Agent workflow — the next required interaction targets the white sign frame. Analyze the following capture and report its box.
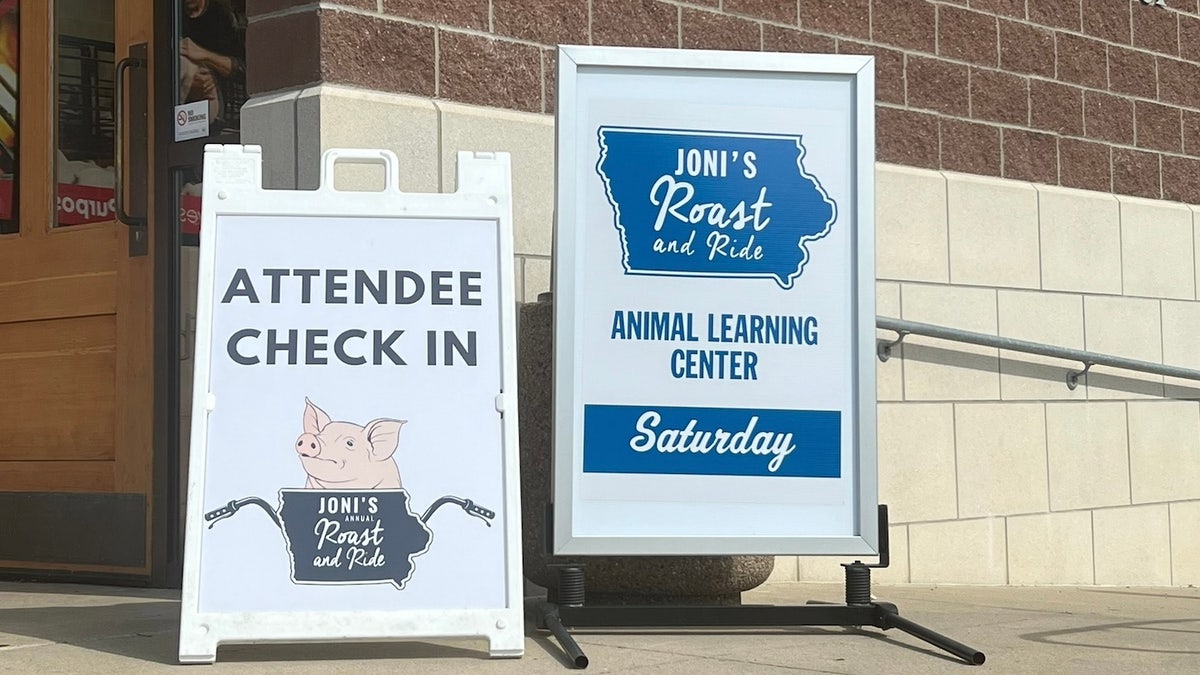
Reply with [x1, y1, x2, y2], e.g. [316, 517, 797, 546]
[178, 145, 524, 663]
[551, 46, 878, 557]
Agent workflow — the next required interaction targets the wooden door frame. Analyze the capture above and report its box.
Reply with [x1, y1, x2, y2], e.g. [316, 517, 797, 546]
[52, 0, 177, 588]
[76, 0, 189, 589]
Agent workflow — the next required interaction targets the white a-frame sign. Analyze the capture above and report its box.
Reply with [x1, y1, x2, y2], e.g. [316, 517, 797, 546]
[178, 146, 524, 663]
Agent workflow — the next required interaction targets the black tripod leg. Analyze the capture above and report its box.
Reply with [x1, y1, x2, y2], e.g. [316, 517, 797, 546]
[541, 603, 589, 669]
[879, 610, 985, 665]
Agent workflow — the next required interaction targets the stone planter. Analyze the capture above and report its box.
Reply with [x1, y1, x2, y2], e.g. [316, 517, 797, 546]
[517, 298, 774, 605]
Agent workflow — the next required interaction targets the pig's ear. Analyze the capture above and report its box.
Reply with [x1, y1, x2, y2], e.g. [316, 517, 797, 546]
[303, 398, 332, 434]
[364, 418, 405, 461]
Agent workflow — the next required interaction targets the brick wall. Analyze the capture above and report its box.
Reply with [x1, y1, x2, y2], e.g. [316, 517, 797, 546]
[246, 0, 1200, 204]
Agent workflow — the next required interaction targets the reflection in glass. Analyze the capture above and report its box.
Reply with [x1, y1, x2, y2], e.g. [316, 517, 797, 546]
[179, 0, 246, 136]
[55, 0, 116, 227]
[179, 165, 202, 242]
[0, 1, 17, 234]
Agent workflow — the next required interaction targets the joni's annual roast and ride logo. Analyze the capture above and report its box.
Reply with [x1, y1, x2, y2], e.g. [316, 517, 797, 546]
[204, 399, 494, 590]
[596, 127, 837, 289]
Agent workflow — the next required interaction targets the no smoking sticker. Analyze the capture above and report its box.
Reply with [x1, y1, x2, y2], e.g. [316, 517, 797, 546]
[175, 100, 210, 142]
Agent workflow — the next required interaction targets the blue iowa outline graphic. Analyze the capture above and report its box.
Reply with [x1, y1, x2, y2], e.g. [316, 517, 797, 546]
[595, 126, 838, 290]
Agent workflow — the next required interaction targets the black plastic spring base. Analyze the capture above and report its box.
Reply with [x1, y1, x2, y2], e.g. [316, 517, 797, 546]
[536, 506, 986, 669]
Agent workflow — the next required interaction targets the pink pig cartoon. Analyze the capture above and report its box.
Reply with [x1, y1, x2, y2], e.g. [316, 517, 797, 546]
[295, 398, 406, 489]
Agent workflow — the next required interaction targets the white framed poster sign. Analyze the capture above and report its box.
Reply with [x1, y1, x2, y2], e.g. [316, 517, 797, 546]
[551, 46, 877, 557]
[178, 146, 524, 662]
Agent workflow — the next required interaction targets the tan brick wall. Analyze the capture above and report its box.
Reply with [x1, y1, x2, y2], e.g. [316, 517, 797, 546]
[246, 0, 1200, 205]
[763, 164, 1200, 587]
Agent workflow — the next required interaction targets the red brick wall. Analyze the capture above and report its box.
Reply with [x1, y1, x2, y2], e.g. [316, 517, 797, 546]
[246, 0, 1200, 204]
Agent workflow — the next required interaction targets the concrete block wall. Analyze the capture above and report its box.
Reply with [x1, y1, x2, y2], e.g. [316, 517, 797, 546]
[770, 164, 1200, 587]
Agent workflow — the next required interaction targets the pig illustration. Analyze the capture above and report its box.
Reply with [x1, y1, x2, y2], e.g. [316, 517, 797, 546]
[296, 398, 406, 489]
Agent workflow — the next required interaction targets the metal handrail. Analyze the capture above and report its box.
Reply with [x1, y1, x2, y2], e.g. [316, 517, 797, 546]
[876, 316, 1200, 390]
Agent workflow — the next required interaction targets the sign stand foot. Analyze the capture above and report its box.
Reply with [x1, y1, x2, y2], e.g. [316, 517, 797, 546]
[536, 505, 985, 669]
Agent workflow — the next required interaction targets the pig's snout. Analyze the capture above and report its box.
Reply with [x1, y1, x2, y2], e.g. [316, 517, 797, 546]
[296, 434, 321, 458]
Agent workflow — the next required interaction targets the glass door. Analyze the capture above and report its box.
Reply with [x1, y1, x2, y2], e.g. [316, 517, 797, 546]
[157, 0, 248, 580]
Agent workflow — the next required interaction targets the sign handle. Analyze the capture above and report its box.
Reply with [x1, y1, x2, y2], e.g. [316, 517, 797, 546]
[319, 148, 401, 193]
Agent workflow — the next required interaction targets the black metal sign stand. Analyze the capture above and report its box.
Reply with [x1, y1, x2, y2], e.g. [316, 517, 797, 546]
[535, 505, 985, 669]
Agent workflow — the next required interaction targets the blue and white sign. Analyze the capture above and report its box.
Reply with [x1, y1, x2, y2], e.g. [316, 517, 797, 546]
[552, 46, 878, 556]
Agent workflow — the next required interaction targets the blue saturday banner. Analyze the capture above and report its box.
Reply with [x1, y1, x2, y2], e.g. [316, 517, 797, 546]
[583, 404, 841, 479]
[596, 127, 837, 290]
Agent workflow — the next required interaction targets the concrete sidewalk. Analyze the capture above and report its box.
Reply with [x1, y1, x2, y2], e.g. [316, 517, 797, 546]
[1, 581, 1197, 673]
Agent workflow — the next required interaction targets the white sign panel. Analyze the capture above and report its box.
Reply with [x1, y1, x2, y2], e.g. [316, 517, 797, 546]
[179, 146, 524, 663]
[552, 46, 877, 556]
[174, 100, 210, 142]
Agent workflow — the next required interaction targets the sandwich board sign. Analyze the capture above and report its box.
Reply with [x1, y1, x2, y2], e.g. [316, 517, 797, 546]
[551, 46, 878, 556]
[178, 145, 524, 663]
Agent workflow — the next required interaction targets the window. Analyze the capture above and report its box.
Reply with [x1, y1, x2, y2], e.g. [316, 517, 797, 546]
[0, 1, 17, 235]
[55, 0, 115, 227]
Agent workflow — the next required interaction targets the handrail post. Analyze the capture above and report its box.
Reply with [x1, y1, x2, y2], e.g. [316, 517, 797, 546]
[1066, 362, 1094, 391]
[876, 330, 908, 362]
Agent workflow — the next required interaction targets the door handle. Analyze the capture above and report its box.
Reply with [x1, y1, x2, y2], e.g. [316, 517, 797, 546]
[115, 49, 147, 227]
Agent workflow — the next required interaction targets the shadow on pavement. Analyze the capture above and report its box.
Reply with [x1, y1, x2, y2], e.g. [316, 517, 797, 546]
[0, 600, 181, 664]
[0, 581, 178, 601]
[1079, 588, 1200, 602]
[0, 597, 516, 666]
[1020, 618, 1200, 655]
[216, 640, 492, 663]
